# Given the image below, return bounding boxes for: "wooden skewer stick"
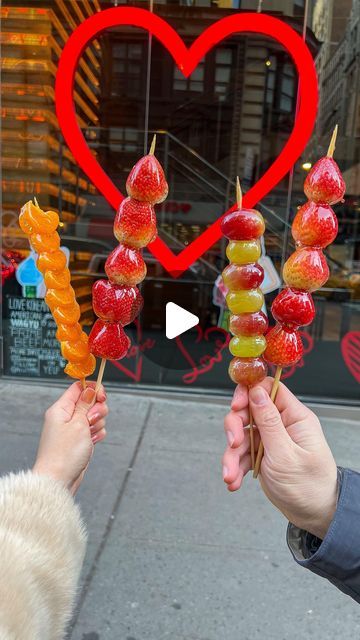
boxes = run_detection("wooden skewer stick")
[95,358,106,393]
[33,196,39,207]
[327,124,338,158]
[236,176,242,209]
[81,378,86,390]
[149,134,156,155]
[249,406,255,470]
[253,366,282,478]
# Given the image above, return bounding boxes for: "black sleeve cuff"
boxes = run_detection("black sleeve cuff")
[287,468,360,603]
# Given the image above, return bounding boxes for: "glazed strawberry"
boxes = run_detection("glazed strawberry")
[222,263,264,290]
[271,288,315,328]
[89,319,131,360]
[105,244,147,286]
[304,157,345,205]
[229,357,268,386]
[220,208,265,241]
[283,247,329,291]
[292,201,338,248]
[264,324,303,367]
[92,279,143,325]
[126,136,168,204]
[229,311,268,337]
[114,197,157,248]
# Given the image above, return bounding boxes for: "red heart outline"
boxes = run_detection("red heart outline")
[55,8,318,277]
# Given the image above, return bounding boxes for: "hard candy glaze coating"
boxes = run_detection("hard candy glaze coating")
[271,288,315,328]
[89,319,131,360]
[61,335,90,362]
[18,200,95,380]
[56,323,83,342]
[229,335,266,358]
[30,232,60,253]
[52,302,81,325]
[292,201,338,248]
[44,270,71,289]
[105,244,147,286]
[65,354,96,379]
[283,247,329,291]
[264,324,303,367]
[126,154,168,204]
[229,357,268,386]
[114,197,157,248]
[222,263,264,291]
[304,157,345,205]
[226,240,261,265]
[220,208,265,240]
[19,201,59,235]
[45,287,76,310]
[37,250,67,274]
[229,311,268,337]
[226,289,264,314]
[92,280,143,325]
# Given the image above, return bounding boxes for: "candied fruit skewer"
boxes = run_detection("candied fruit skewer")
[253,125,345,477]
[18,199,95,388]
[221,178,267,468]
[90,135,168,391]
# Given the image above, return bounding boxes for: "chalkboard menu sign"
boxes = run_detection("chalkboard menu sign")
[3,295,65,378]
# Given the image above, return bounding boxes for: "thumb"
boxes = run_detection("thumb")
[73,386,96,420]
[249,385,290,451]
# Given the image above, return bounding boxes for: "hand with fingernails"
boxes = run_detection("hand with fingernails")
[223,377,338,540]
[33,382,108,495]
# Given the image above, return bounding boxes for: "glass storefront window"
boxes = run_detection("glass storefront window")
[1,0,359,403]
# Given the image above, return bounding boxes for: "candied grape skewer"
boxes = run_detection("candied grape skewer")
[221,178,268,469]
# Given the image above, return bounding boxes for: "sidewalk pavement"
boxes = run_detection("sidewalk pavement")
[0,380,359,640]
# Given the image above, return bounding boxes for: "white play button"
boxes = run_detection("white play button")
[166,302,199,339]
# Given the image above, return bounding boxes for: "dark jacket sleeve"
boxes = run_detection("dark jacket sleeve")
[287,468,360,604]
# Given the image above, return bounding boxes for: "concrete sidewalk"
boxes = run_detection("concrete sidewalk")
[0,380,359,640]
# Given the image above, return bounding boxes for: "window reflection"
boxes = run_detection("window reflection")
[1,0,359,401]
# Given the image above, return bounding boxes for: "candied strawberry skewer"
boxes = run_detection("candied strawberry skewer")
[89,136,168,390]
[221,178,267,468]
[253,125,345,477]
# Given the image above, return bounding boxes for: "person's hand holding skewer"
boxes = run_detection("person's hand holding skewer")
[33,382,108,495]
[222,378,338,540]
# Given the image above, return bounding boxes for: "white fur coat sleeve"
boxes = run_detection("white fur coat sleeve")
[0,471,87,640]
